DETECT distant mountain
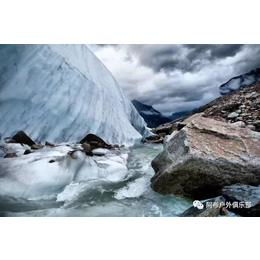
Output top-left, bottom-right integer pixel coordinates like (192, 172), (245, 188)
(170, 111), (191, 121)
(131, 100), (171, 128)
(220, 68), (260, 95)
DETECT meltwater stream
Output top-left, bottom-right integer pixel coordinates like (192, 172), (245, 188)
(0, 144), (192, 217)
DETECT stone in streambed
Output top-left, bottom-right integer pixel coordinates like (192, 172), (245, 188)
(31, 144), (44, 150)
(4, 153), (18, 158)
(219, 184), (260, 217)
(24, 149), (32, 155)
(45, 141), (54, 147)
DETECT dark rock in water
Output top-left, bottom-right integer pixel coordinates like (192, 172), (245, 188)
(31, 144), (44, 150)
(144, 134), (160, 141)
(158, 132), (166, 138)
(153, 124), (173, 135)
(80, 134), (112, 149)
(179, 196), (227, 217)
(81, 143), (93, 156)
(45, 141), (54, 147)
(24, 149), (32, 155)
(4, 153), (18, 158)
(151, 117), (260, 198)
(49, 159), (55, 163)
(219, 184), (260, 217)
(12, 131), (35, 146)
(142, 134), (163, 144)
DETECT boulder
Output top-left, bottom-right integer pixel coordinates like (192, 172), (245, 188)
(45, 141), (54, 147)
(31, 144), (44, 150)
(219, 184), (260, 217)
(81, 143), (93, 156)
(4, 153), (18, 158)
(151, 117), (260, 198)
(80, 134), (112, 149)
(227, 112), (239, 119)
(12, 131), (35, 146)
(231, 121), (246, 128)
(142, 134), (163, 144)
(23, 149), (32, 155)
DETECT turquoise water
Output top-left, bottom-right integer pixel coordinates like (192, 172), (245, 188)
(0, 144), (192, 217)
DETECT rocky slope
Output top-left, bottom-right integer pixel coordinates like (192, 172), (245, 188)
(220, 68), (260, 95)
(150, 81), (260, 216)
(131, 100), (171, 128)
(152, 81), (260, 135)
(0, 45), (148, 146)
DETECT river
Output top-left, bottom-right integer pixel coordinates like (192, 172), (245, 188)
(0, 144), (192, 217)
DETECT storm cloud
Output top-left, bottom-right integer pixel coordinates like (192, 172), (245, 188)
(90, 44), (260, 115)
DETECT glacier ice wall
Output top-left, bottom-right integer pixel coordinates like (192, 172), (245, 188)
(0, 45), (148, 145)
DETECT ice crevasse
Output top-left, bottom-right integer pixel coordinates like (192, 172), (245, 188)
(0, 44), (149, 146)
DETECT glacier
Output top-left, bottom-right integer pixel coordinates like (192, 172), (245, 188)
(0, 44), (148, 146)
(220, 68), (260, 95)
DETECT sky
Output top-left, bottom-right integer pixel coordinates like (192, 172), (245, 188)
(90, 44), (260, 115)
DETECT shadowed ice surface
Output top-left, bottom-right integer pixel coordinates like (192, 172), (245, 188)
(0, 144), (192, 217)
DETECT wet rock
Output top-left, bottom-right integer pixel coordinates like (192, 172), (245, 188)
(220, 207), (229, 216)
(219, 184), (260, 217)
(80, 134), (112, 149)
(151, 117), (260, 198)
(4, 153), (18, 158)
(153, 125), (171, 135)
(179, 196), (227, 217)
(144, 134), (160, 141)
(49, 159), (55, 163)
(45, 141), (54, 147)
(31, 144), (44, 150)
(12, 131), (35, 146)
(23, 149), (32, 155)
(81, 143), (93, 156)
(142, 134), (163, 144)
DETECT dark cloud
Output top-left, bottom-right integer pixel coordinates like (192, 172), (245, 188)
(126, 44), (246, 73)
(92, 44), (260, 114)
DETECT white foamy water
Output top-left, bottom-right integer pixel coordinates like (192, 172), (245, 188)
(0, 144), (192, 217)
